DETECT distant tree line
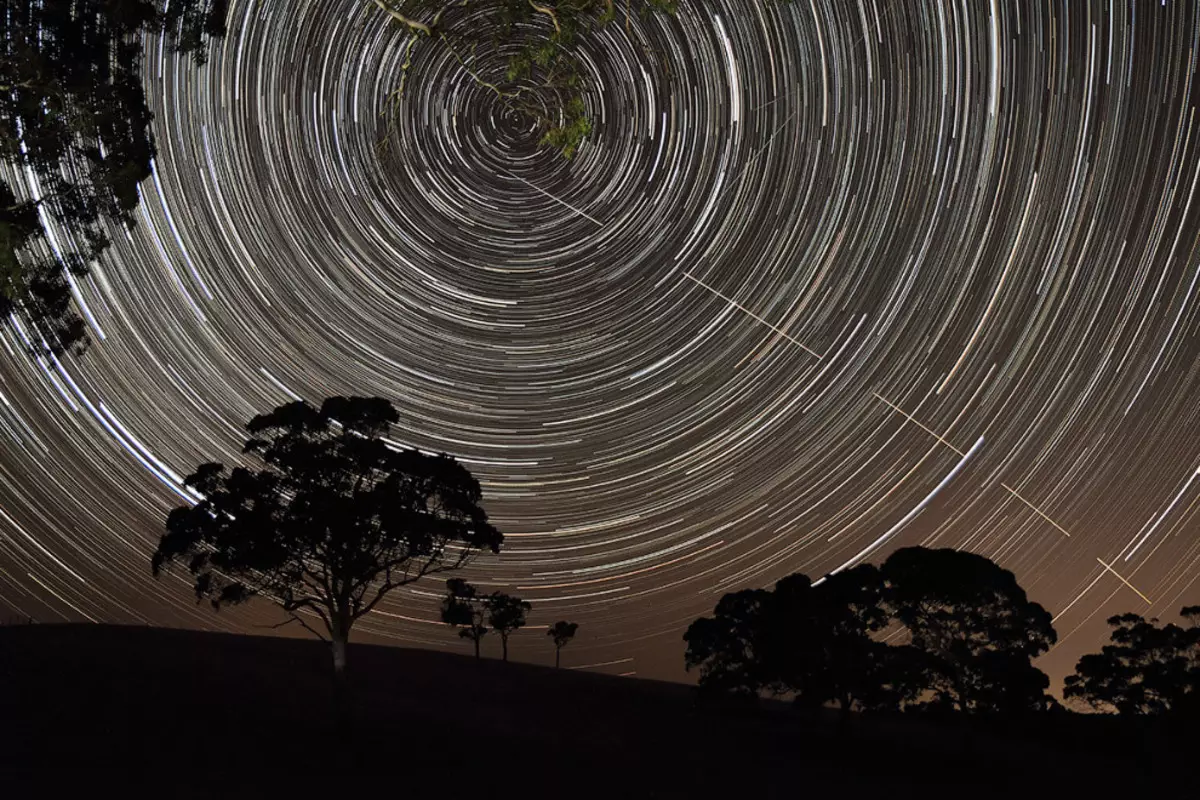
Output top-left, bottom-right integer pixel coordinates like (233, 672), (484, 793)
(688, 549), (1200, 719)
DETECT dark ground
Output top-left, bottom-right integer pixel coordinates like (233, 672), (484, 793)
(0, 624), (1187, 798)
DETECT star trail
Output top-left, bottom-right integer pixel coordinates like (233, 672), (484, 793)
(2, 0), (1200, 687)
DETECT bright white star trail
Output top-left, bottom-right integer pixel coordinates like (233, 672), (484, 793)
(2, 0), (1200, 687)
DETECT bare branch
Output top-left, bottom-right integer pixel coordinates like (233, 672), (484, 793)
(529, 1), (561, 35)
(259, 612), (329, 642)
(282, 597), (333, 634)
(374, 0), (433, 36)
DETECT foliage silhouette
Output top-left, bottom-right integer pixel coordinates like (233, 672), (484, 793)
(442, 577), (490, 658)
(879, 547), (1058, 714)
(151, 396), (502, 677)
(685, 567), (889, 712)
(1064, 606), (1200, 715)
(685, 547), (1058, 716)
(547, 620), (578, 668)
(1, 1), (227, 355)
(486, 592), (531, 662)
(684, 585), (774, 698)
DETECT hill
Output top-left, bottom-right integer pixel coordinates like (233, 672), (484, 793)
(0, 624), (1187, 798)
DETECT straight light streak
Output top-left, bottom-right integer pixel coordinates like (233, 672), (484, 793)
(499, 169), (604, 226)
(1001, 484), (1073, 538)
(682, 272), (823, 358)
(1095, 557), (1152, 604)
(872, 393), (967, 456)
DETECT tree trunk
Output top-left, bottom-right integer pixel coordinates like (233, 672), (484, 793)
(328, 613), (352, 742)
(502, 635), (509, 662)
(332, 634), (348, 676)
(839, 693), (854, 724)
(555, 647), (561, 669)
(473, 636), (480, 659)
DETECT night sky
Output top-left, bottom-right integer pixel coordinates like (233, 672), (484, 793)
(2, 0), (1199, 688)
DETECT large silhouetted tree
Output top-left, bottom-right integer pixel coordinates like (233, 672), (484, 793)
(1064, 606), (1200, 715)
(686, 548), (1058, 716)
(547, 620), (578, 668)
(685, 567), (888, 712)
(879, 547), (1058, 714)
(684, 586), (775, 699)
(442, 577), (489, 658)
(151, 396), (502, 677)
(487, 592), (531, 662)
(801, 566), (891, 714)
(1, 0), (227, 354)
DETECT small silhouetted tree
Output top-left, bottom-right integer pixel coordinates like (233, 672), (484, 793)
(487, 593), (531, 662)
(880, 547), (1058, 714)
(1, 1), (227, 354)
(1064, 606), (1200, 715)
(151, 396), (502, 678)
(547, 621), (578, 668)
(442, 578), (489, 658)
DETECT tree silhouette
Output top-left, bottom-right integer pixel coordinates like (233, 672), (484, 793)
(879, 547), (1058, 714)
(685, 568), (890, 712)
(0, 1), (226, 354)
(151, 396), (502, 677)
(547, 621), (578, 668)
(1064, 606), (1200, 715)
(684, 586), (774, 699)
(686, 548), (1058, 716)
(797, 566), (891, 715)
(486, 593), (531, 662)
(442, 578), (489, 658)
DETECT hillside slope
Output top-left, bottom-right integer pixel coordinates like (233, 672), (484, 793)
(0, 624), (1183, 798)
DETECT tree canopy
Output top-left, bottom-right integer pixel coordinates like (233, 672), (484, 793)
(1064, 607), (1200, 715)
(880, 547), (1058, 714)
(685, 547), (1059, 715)
(151, 396), (502, 675)
(1, 0), (227, 355)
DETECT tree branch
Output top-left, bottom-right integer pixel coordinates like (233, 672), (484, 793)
(529, 1), (561, 36)
(374, 0), (433, 36)
(282, 597), (333, 635)
(259, 611), (329, 642)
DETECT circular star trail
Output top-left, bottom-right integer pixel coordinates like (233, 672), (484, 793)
(2, 0), (1200, 684)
